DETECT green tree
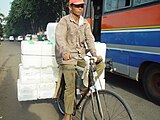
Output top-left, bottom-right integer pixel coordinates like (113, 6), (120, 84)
(4, 0), (69, 37)
(0, 12), (4, 37)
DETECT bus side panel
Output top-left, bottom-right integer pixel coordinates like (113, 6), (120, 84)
(106, 49), (130, 75)
(101, 4), (160, 29)
(101, 29), (160, 78)
(101, 30), (160, 47)
(100, 3), (160, 79)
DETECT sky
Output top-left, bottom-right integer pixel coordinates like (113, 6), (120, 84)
(0, 0), (13, 17)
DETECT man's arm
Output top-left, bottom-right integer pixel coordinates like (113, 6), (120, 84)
(85, 21), (97, 57)
(85, 21), (103, 62)
(55, 18), (69, 59)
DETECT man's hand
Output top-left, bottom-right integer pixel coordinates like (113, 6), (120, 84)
(96, 55), (103, 63)
(63, 53), (72, 61)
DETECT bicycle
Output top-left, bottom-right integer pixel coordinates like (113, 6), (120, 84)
(56, 55), (135, 120)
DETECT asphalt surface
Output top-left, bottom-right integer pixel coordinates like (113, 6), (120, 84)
(0, 41), (160, 120)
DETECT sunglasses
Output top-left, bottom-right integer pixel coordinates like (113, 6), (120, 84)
(72, 4), (84, 8)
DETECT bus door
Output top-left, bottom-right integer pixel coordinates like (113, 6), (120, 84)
(92, 0), (103, 42)
(84, 0), (103, 41)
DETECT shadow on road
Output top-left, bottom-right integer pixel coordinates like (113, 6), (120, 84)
(105, 71), (148, 100)
(0, 65), (41, 120)
(19, 99), (64, 120)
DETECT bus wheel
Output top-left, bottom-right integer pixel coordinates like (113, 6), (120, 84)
(143, 64), (160, 105)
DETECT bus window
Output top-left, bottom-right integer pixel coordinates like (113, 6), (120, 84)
(133, 0), (159, 6)
(104, 0), (131, 12)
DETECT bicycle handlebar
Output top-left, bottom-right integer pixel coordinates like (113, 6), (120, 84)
(73, 55), (102, 87)
(73, 55), (102, 64)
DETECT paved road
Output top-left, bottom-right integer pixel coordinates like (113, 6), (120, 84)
(0, 41), (159, 120)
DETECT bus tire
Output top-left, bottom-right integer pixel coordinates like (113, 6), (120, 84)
(143, 64), (160, 105)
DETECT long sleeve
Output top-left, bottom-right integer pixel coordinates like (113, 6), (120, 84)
(55, 17), (69, 57)
(85, 21), (97, 57)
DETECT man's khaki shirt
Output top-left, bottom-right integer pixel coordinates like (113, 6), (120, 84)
(55, 13), (97, 65)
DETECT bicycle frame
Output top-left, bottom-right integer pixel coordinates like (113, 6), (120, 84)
(73, 56), (104, 119)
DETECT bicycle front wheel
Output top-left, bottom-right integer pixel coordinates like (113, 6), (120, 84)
(81, 90), (135, 120)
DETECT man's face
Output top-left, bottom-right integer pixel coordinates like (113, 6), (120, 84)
(70, 4), (84, 16)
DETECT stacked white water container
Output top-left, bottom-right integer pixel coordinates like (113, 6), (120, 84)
(17, 40), (59, 101)
(46, 23), (58, 42)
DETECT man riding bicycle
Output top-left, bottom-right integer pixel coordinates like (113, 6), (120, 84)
(55, 0), (105, 120)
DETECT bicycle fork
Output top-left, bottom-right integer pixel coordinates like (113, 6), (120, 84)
(90, 87), (104, 120)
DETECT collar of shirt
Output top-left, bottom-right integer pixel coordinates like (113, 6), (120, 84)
(70, 13), (84, 26)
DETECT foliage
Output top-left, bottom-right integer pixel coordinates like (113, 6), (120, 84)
(4, 0), (69, 37)
(0, 12), (4, 37)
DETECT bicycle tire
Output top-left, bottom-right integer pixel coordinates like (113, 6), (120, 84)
(57, 97), (65, 115)
(81, 89), (135, 120)
(57, 74), (65, 115)
(57, 92), (80, 116)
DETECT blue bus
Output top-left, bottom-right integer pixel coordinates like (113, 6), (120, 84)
(83, 0), (160, 104)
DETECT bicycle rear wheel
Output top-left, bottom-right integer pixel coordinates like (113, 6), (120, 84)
(57, 96), (65, 115)
(57, 76), (65, 115)
(81, 90), (135, 120)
